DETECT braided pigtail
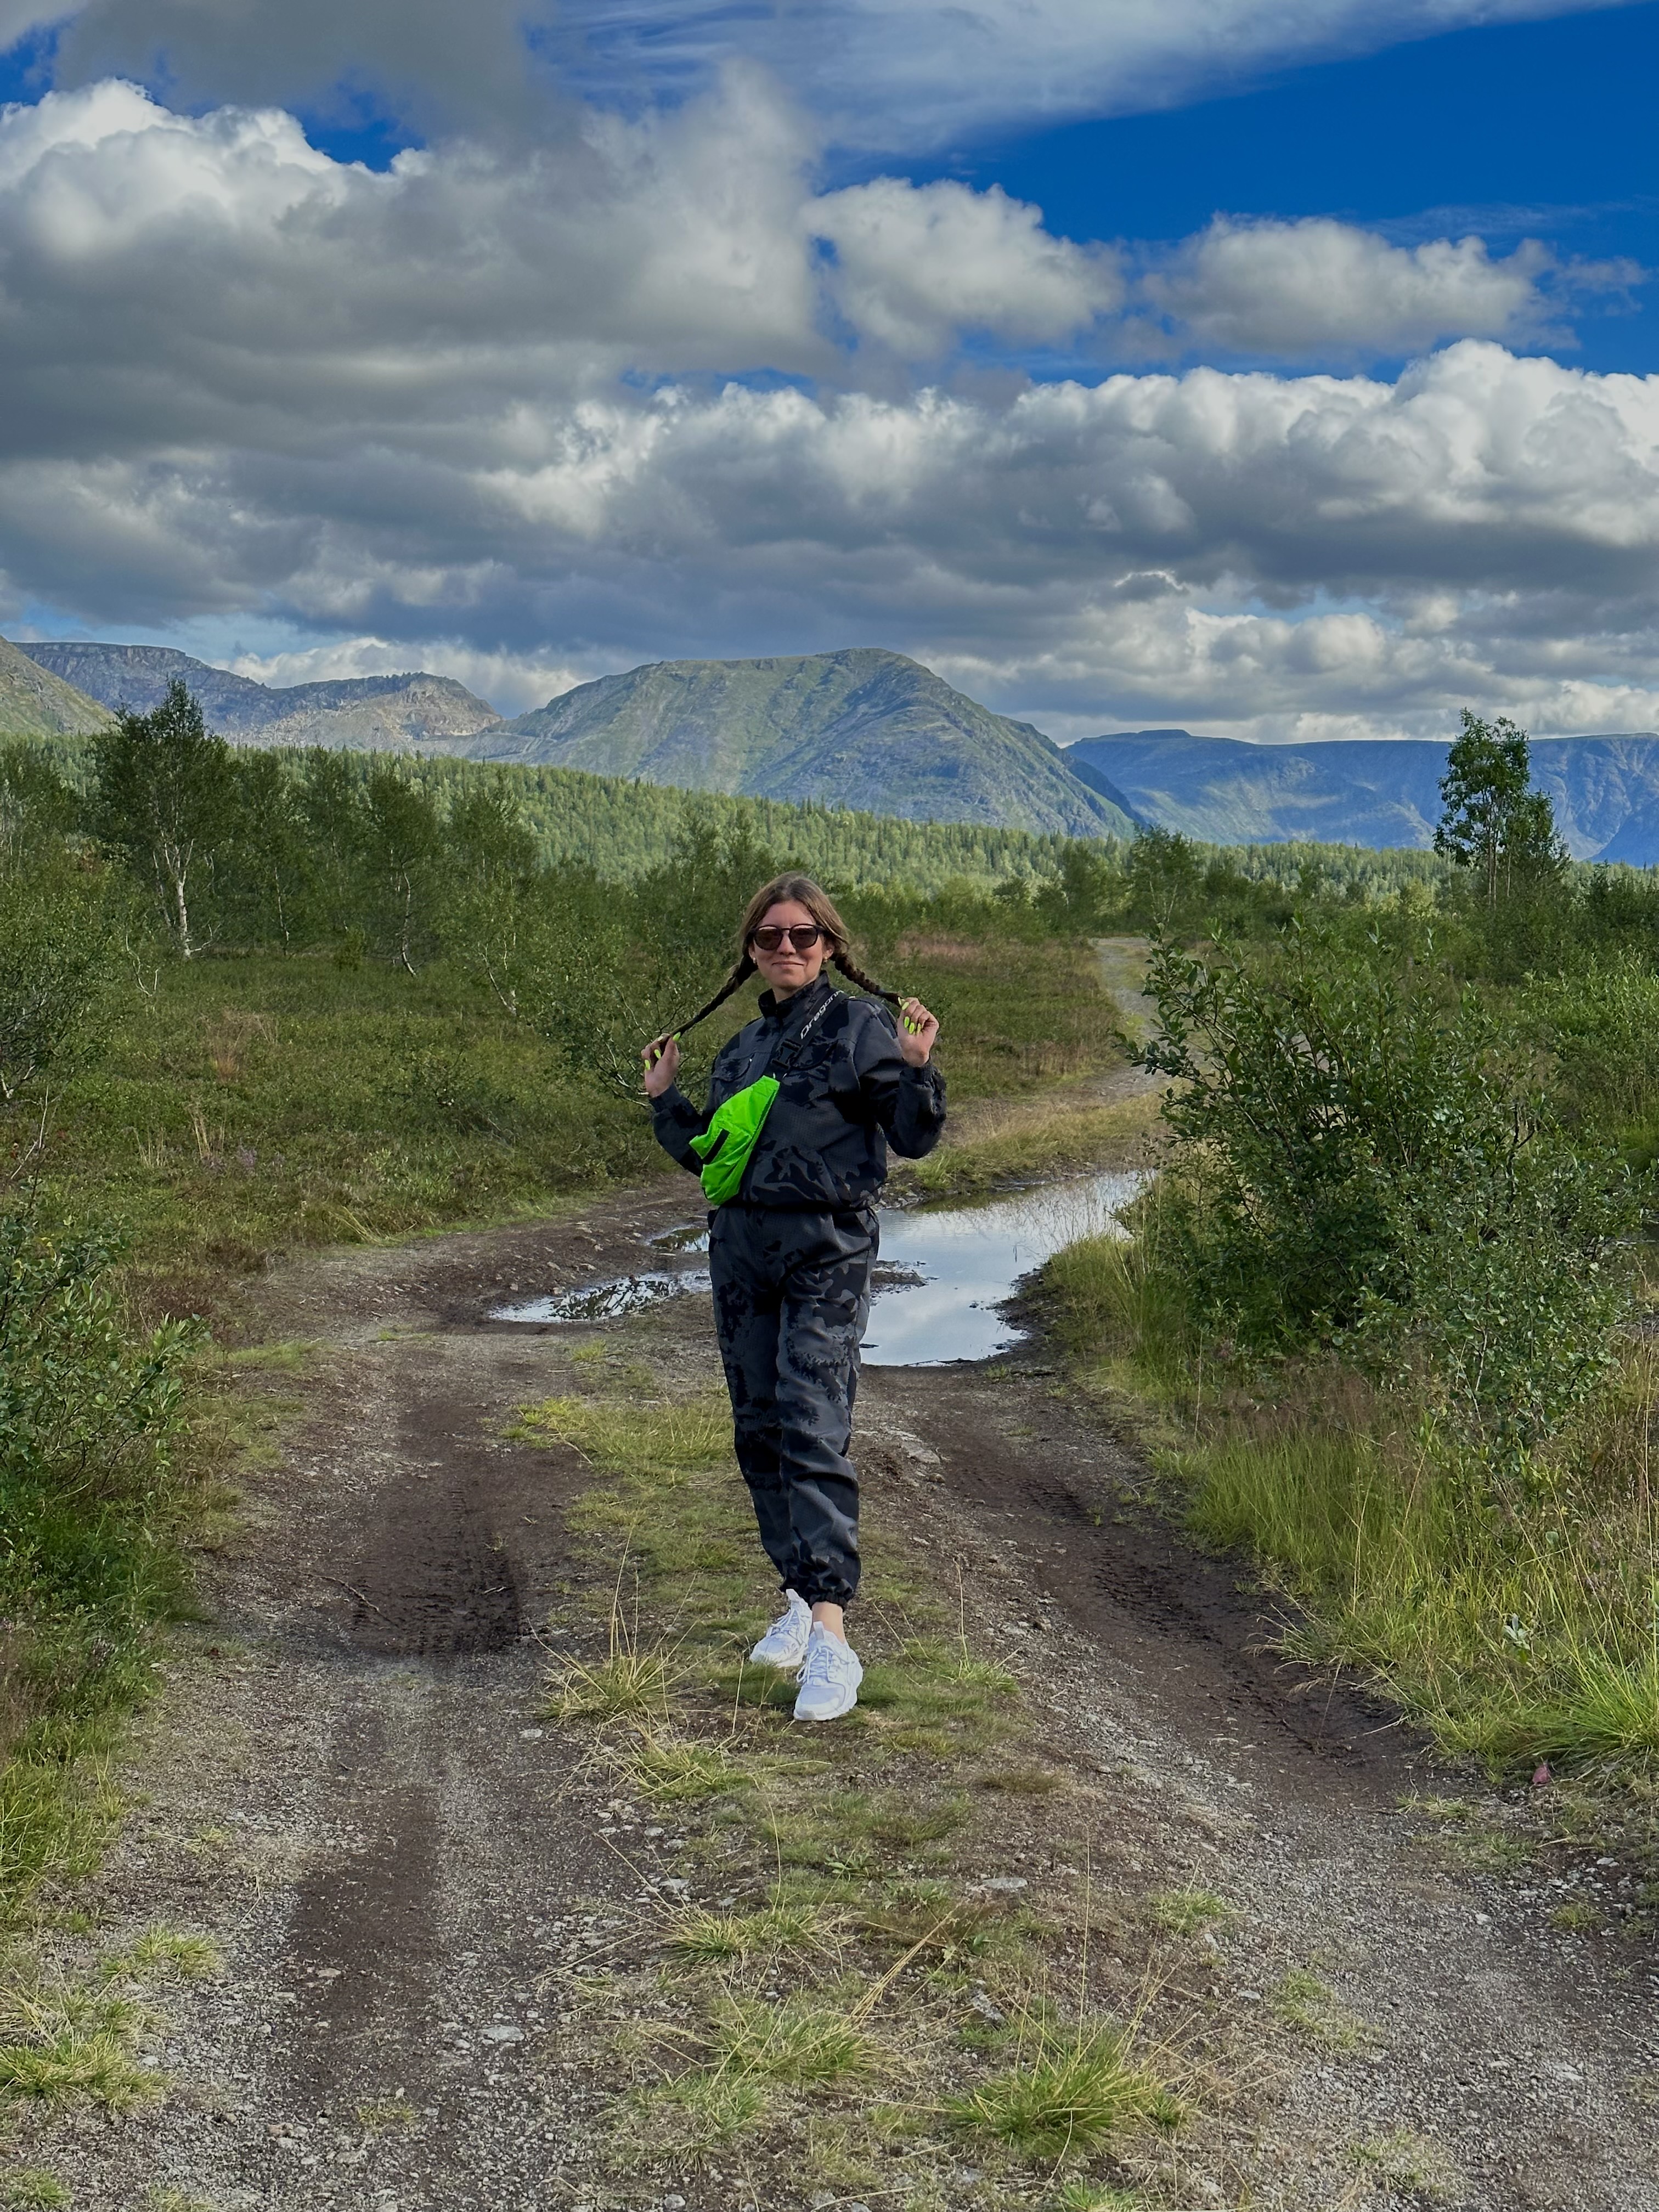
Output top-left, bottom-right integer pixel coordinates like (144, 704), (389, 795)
(830, 946), (902, 1006)
(648, 953), (757, 1063)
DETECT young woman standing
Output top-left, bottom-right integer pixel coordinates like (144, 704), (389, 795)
(642, 874), (943, 1722)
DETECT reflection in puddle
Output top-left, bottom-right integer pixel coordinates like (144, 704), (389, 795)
(489, 1169), (1146, 1363)
(648, 1222), (710, 1254)
(862, 1171), (1146, 1366)
(494, 1269), (711, 1323)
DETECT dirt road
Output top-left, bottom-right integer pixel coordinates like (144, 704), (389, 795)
(19, 1177), (1659, 2211)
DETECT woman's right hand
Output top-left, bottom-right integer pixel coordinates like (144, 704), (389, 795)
(642, 1035), (680, 1098)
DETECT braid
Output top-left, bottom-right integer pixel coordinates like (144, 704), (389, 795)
(659, 953), (756, 1044)
(831, 946), (901, 1006)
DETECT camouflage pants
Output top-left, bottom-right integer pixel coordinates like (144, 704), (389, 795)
(707, 1204), (875, 1609)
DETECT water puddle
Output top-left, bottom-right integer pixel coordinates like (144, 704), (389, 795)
(862, 1170), (1145, 1366)
(489, 1168), (1144, 1364)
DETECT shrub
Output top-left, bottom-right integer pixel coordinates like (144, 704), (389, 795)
(1141, 924), (1641, 1465)
(0, 1207), (200, 1629)
(1524, 952), (1659, 1159)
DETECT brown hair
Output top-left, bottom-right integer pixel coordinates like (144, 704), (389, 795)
(663, 872), (899, 1041)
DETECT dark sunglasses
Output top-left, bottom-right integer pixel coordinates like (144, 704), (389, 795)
(751, 923), (823, 953)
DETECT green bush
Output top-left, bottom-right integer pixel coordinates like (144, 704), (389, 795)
(0, 1202), (201, 1911)
(0, 861), (125, 1114)
(1141, 924), (1642, 1465)
(1525, 952), (1659, 1161)
(0, 1208), (199, 1627)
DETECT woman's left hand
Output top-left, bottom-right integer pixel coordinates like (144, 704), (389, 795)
(896, 997), (939, 1066)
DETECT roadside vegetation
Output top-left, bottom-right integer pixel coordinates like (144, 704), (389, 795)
(1047, 713), (1659, 1799)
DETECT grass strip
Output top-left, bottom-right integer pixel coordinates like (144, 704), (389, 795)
(512, 1358), (1197, 2208)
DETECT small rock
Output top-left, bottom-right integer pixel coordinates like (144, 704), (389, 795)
(519, 1728), (545, 1742)
(981, 1876), (1028, 1893)
(810, 2195), (836, 2210)
(661, 1878), (690, 1898)
(480, 2024), (524, 2044)
(969, 1990), (1005, 2024)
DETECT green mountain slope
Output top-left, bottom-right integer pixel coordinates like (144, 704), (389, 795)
(0, 636), (114, 737)
(476, 650), (1135, 839)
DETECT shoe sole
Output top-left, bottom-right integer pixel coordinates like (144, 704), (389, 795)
(793, 1690), (860, 1722)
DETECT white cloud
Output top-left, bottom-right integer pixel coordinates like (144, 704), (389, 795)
(813, 180), (1121, 355)
(227, 637), (586, 715)
(1141, 218), (1568, 359)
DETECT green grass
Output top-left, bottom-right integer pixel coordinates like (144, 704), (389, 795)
(519, 1370), (1191, 2194)
(546, 1640), (685, 1725)
(1047, 1209), (1659, 1776)
(706, 1994), (874, 2086)
(618, 1728), (757, 1805)
(1145, 1887), (1234, 1936)
(1348, 2125), (1459, 2199)
(1175, 1408), (1659, 1773)
(664, 1900), (831, 1966)
(1269, 1970), (1369, 2052)
(945, 2022), (1172, 2159)
(0, 2174), (71, 2209)
(40, 952), (656, 1277)
(893, 1090), (1158, 1201)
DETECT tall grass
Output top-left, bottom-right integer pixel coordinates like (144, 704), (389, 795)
(1180, 1357), (1659, 1769)
(1053, 1212), (1659, 1770)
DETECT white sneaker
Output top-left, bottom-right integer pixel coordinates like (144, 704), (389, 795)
(749, 1589), (811, 1668)
(793, 1624), (863, 1723)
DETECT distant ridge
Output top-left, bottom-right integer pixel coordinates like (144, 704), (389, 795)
(1068, 730), (1659, 867)
(0, 635), (113, 737)
(15, 641), (503, 751)
(465, 649), (1136, 840)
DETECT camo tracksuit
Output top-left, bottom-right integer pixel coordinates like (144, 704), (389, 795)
(651, 977), (946, 1606)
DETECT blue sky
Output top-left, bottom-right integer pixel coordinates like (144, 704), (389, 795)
(946, 3), (1657, 375)
(1, 0), (1656, 740)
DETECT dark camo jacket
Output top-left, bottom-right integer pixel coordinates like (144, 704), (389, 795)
(651, 975), (946, 1210)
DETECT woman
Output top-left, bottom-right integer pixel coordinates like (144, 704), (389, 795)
(643, 874), (944, 1723)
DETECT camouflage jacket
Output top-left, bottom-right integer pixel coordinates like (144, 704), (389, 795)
(651, 976), (946, 1209)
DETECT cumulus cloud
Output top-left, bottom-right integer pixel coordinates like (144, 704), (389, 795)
(814, 180), (1121, 354)
(1139, 218), (1577, 359)
(27, 0), (1626, 154)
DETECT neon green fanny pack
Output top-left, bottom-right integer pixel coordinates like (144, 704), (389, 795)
(688, 1075), (780, 1205)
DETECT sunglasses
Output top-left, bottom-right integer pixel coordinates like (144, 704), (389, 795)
(750, 923), (823, 953)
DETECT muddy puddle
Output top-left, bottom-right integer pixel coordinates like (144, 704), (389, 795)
(489, 1170), (1145, 1364)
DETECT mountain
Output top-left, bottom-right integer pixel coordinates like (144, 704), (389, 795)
(471, 650), (1136, 839)
(1068, 730), (1659, 866)
(0, 635), (114, 737)
(15, 642), (502, 749)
